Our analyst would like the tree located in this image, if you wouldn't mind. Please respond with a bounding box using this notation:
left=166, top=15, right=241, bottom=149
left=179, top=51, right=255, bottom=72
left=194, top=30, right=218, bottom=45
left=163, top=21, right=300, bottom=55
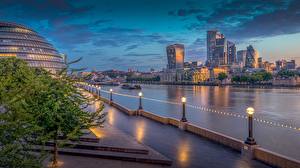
left=262, top=72, right=273, bottom=81
left=277, top=69, right=297, bottom=78
left=28, top=65, right=105, bottom=167
left=0, top=58, right=105, bottom=167
left=217, top=72, right=227, bottom=83
left=0, top=58, right=46, bottom=167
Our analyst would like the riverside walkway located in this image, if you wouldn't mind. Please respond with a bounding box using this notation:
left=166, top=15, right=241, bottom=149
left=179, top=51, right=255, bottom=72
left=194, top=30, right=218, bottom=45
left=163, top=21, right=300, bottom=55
left=78, top=83, right=300, bottom=168
left=104, top=105, right=271, bottom=168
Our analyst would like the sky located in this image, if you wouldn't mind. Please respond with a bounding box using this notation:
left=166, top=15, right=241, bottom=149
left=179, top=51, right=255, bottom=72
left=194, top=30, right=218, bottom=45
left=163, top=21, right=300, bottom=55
left=1, top=0, right=300, bottom=71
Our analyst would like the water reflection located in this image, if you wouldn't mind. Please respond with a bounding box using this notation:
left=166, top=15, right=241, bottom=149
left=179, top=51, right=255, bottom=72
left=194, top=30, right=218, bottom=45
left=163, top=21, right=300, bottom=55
left=107, top=108, right=115, bottom=125
left=135, top=120, right=146, bottom=142
left=177, top=138, right=190, bottom=166
left=167, top=85, right=184, bottom=101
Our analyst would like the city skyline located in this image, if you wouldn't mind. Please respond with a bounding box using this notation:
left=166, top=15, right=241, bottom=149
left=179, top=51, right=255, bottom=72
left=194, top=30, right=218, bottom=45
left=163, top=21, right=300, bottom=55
left=1, top=0, right=300, bottom=70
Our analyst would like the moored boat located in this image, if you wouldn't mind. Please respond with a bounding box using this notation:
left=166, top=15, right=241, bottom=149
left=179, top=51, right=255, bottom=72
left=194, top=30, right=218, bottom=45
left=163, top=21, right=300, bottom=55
left=121, top=84, right=141, bottom=90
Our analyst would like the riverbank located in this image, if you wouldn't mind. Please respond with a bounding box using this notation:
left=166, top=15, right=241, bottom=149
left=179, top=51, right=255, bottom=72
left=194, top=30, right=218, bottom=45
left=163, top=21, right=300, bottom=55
left=92, top=91, right=300, bottom=168
left=78, top=82, right=300, bottom=161
left=126, top=81, right=300, bottom=89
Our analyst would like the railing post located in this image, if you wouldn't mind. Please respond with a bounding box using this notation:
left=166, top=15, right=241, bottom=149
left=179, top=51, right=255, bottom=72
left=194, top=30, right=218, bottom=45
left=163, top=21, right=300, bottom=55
left=137, top=92, right=143, bottom=115
left=181, top=97, right=187, bottom=122
left=245, top=107, right=256, bottom=145
left=242, top=107, right=258, bottom=159
left=109, top=89, right=113, bottom=105
left=98, top=86, right=101, bottom=97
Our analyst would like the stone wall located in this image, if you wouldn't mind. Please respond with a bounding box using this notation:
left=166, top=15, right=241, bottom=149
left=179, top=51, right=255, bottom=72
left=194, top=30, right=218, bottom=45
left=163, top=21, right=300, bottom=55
left=254, top=147, right=300, bottom=168
left=168, top=118, right=180, bottom=127
left=185, top=123, right=243, bottom=151
left=141, top=111, right=169, bottom=124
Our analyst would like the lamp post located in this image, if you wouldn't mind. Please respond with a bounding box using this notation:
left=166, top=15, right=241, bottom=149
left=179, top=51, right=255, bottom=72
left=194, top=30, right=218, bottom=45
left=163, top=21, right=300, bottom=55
left=109, top=89, right=113, bottom=102
left=98, top=86, right=101, bottom=97
left=138, top=92, right=143, bottom=110
left=181, top=97, right=187, bottom=122
left=245, top=107, right=256, bottom=145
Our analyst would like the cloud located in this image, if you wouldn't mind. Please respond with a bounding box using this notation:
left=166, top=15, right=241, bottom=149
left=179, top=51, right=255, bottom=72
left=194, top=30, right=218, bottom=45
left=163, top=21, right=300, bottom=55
left=169, top=8, right=203, bottom=17
left=91, top=27, right=177, bottom=48
left=93, top=39, right=121, bottom=47
left=123, top=53, right=161, bottom=57
left=125, top=44, right=139, bottom=51
left=229, top=0, right=300, bottom=39
left=0, top=0, right=93, bottom=25
left=94, top=19, right=112, bottom=26
left=49, top=24, right=94, bottom=46
left=206, top=0, right=286, bottom=24
left=186, top=0, right=300, bottom=41
left=100, top=27, right=143, bottom=34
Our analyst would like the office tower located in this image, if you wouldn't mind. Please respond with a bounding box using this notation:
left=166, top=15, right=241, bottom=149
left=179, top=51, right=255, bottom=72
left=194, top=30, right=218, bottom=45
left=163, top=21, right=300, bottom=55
left=0, top=22, right=65, bottom=73
left=207, top=30, right=228, bottom=67
left=237, top=50, right=247, bottom=67
left=214, top=37, right=227, bottom=65
left=286, top=60, right=296, bottom=70
left=258, top=57, right=263, bottom=68
left=206, top=30, right=224, bottom=67
left=245, top=45, right=259, bottom=68
left=227, top=41, right=236, bottom=65
left=276, top=59, right=287, bottom=70
left=166, top=44, right=184, bottom=69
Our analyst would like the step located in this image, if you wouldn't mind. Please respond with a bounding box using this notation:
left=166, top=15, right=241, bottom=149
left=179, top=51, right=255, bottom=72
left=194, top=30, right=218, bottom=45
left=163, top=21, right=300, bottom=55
left=35, top=146, right=172, bottom=165
left=45, top=141, right=149, bottom=154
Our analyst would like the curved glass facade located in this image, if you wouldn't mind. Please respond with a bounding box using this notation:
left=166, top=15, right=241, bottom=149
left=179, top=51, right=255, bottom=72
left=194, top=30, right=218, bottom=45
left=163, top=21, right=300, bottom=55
left=0, top=22, right=65, bottom=73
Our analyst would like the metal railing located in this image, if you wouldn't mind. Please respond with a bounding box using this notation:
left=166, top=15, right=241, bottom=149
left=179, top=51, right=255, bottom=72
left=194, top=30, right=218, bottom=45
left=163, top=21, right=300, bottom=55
left=76, top=82, right=300, bottom=133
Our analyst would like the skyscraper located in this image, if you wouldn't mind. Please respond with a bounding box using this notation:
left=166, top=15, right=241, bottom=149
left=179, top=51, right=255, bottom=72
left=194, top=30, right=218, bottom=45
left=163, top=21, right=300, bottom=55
left=214, top=37, right=227, bottom=65
left=227, top=41, right=236, bottom=65
left=237, top=50, right=247, bottom=67
left=245, top=45, right=259, bottom=68
left=258, top=57, right=263, bottom=68
left=206, top=30, right=229, bottom=67
left=286, top=60, right=296, bottom=70
left=166, top=44, right=184, bottom=69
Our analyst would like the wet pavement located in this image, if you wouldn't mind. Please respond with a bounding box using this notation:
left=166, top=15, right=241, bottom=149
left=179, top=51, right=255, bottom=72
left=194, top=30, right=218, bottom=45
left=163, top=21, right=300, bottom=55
left=104, top=105, right=272, bottom=168
left=44, top=155, right=168, bottom=168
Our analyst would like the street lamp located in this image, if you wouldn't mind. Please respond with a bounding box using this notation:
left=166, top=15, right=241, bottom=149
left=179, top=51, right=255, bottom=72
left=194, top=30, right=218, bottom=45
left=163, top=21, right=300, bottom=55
left=245, top=107, right=256, bottom=145
left=109, top=89, right=113, bottom=102
left=98, top=86, right=101, bottom=97
left=138, top=92, right=143, bottom=110
left=181, top=97, right=187, bottom=122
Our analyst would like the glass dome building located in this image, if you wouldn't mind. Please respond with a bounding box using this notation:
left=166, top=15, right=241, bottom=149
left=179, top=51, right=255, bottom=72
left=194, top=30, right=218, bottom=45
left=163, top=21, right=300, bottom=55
left=0, top=22, right=65, bottom=73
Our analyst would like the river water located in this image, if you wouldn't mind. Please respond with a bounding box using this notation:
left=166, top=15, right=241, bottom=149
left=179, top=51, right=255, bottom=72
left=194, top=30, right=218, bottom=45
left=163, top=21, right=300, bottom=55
left=99, top=84, right=300, bottom=160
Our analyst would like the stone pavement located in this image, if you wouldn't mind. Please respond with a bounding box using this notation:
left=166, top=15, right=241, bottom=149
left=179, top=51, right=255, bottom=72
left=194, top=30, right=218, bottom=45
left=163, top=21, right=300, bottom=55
left=104, top=105, right=272, bottom=168
left=42, top=122, right=171, bottom=167
left=44, top=155, right=169, bottom=168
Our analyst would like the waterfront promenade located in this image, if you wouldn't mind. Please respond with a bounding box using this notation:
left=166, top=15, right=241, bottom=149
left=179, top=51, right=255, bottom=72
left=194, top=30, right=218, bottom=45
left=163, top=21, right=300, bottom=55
left=99, top=84, right=300, bottom=160
left=78, top=83, right=300, bottom=168
left=103, top=105, right=270, bottom=168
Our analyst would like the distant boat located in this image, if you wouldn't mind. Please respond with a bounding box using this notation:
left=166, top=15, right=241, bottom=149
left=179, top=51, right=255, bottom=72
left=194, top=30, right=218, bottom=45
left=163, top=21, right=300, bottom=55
left=121, top=84, right=141, bottom=90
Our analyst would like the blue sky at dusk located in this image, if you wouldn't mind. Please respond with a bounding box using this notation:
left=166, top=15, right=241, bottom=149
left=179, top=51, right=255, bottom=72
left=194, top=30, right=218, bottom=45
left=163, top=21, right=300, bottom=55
left=1, top=0, right=300, bottom=71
